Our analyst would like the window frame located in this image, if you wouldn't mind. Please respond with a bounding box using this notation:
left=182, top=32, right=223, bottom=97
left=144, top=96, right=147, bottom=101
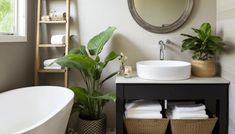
left=0, top=0, right=27, bottom=43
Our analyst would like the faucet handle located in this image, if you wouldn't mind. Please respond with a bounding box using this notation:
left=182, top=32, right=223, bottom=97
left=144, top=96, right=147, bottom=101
left=159, top=40, right=164, bottom=46
left=159, top=40, right=166, bottom=50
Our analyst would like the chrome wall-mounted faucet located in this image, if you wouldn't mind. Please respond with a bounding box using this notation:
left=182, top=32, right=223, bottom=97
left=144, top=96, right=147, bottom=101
left=159, top=40, right=166, bottom=60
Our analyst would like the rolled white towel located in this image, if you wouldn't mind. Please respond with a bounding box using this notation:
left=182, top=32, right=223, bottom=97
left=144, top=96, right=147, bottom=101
left=51, top=35, right=66, bottom=44
left=44, top=66, right=62, bottom=70
left=125, top=112, right=162, bottom=119
left=173, top=104, right=206, bottom=113
left=43, top=58, right=60, bottom=67
left=125, top=100, right=162, bottom=111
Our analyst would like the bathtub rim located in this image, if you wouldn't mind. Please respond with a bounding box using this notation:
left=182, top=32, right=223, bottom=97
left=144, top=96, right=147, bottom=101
left=0, top=86, right=74, bottom=134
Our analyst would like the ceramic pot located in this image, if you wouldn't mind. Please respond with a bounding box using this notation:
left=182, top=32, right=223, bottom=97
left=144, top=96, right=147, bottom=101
left=78, top=114, right=106, bottom=134
left=191, top=59, right=216, bottom=77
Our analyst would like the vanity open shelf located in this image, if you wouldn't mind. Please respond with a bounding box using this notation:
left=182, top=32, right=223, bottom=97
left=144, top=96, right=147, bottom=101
left=116, top=75, right=229, bottom=134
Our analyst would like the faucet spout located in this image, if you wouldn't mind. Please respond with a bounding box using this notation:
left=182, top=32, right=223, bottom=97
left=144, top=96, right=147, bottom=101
left=159, top=40, right=166, bottom=60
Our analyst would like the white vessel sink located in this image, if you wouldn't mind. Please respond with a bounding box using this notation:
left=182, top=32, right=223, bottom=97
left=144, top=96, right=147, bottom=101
left=136, top=60, right=191, bottom=80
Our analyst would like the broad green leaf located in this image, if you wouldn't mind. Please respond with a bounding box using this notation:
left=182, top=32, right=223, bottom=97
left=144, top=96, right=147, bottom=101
left=104, top=51, right=119, bottom=67
left=192, top=28, right=207, bottom=40
left=209, top=36, right=223, bottom=44
left=181, top=39, right=197, bottom=52
left=200, top=23, right=211, bottom=36
left=65, top=54, right=95, bottom=70
left=92, top=90, right=116, bottom=102
left=181, top=33, right=197, bottom=39
left=55, top=54, right=96, bottom=76
left=100, top=71, right=118, bottom=86
left=70, top=86, right=89, bottom=106
left=55, top=56, right=83, bottom=70
left=87, top=27, right=116, bottom=56
left=69, top=45, right=88, bottom=56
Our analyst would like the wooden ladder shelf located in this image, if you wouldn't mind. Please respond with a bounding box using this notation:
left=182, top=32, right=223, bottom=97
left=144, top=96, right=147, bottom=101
left=34, top=0, right=70, bottom=87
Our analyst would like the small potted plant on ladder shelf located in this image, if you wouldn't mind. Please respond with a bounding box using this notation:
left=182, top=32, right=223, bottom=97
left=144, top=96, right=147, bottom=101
left=55, top=27, right=119, bottom=134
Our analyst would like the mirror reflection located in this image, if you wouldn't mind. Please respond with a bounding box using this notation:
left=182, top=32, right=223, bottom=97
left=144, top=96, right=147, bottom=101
left=134, top=0, right=187, bottom=27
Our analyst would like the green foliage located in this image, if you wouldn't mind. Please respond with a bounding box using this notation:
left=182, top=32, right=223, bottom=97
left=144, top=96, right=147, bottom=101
left=181, top=23, right=224, bottom=60
left=0, top=0, right=13, bottom=33
left=55, top=27, right=119, bottom=120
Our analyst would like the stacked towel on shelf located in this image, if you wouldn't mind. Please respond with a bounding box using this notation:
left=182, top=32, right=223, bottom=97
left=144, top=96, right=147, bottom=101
left=125, top=100, right=162, bottom=119
left=43, top=58, right=62, bottom=70
left=51, top=35, right=66, bottom=44
left=169, top=103, right=208, bottom=119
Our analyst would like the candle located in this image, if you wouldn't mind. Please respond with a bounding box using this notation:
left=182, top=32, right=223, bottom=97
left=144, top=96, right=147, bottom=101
left=124, top=66, right=133, bottom=78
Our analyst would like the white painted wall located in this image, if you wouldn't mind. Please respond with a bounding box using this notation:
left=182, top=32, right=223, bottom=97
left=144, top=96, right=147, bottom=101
left=45, top=0, right=216, bottom=129
left=217, top=0, right=235, bottom=133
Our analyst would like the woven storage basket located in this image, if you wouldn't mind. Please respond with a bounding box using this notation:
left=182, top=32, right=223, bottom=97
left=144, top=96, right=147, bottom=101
left=124, top=118, right=169, bottom=134
left=170, top=116, right=218, bottom=134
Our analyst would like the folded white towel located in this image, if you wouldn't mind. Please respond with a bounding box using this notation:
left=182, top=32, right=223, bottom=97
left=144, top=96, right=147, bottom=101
left=173, top=104, right=206, bottom=113
left=51, top=35, right=66, bottom=44
left=125, top=100, right=162, bottom=111
left=125, top=110, right=161, bottom=115
left=44, top=66, right=62, bottom=70
left=172, top=110, right=206, bottom=115
left=43, top=58, right=60, bottom=67
left=125, top=113, right=162, bottom=119
left=170, top=113, right=208, bottom=119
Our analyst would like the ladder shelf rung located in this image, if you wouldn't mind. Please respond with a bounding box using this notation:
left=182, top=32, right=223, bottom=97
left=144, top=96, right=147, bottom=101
left=39, top=44, right=66, bottom=48
left=39, top=20, right=67, bottom=24
left=38, top=69, right=66, bottom=73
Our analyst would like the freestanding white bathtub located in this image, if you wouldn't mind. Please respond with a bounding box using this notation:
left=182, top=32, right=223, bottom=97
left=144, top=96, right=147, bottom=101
left=0, top=86, right=74, bottom=134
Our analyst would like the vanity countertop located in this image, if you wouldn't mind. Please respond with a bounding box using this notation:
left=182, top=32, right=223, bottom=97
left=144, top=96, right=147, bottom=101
left=116, top=74, right=230, bottom=84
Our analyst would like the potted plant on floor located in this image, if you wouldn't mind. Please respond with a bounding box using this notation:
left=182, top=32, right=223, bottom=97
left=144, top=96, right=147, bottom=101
left=181, top=23, right=224, bottom=77
left=55, top=27, right=119, bottom=134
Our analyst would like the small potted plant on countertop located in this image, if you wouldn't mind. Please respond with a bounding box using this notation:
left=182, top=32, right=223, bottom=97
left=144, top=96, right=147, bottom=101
left=55, top=27, right=119, bottom=134
left=181, top=23, right=224, bottom=77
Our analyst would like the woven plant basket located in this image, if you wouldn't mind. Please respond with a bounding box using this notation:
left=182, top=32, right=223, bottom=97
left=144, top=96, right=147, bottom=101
left=78, top=114, right=106, bottom=134
left=170, top=116, right=218, bottom=134
left=191, top=59, right=216, bottom=77
left=125, top=118, right=169, bottom=134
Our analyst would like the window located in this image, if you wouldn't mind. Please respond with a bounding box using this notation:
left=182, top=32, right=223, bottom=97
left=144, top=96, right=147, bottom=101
left=0, top=0, right=27, bottom=42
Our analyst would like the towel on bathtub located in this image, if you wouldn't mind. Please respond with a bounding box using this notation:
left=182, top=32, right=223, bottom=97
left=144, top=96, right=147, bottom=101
left=51, top=34, right=66, bottom=44
left=125, top=100, right=162, bottom=111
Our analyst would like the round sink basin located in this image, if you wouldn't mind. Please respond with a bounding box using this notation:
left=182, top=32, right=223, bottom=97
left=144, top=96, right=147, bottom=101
left=136, top=60, right=191, bottom=80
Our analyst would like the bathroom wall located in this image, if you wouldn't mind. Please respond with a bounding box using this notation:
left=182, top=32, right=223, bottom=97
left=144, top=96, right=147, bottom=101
left=46, top=0, right=216, bottom=129
left=217, top=0, right=235, bottom=133
left=0, top=0, right=36, bottom=92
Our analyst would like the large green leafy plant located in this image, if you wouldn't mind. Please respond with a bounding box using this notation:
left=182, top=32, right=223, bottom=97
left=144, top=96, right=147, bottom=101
left=181, top=23, right=223, bottom=60
left=55, top=27, right=119, bottom=120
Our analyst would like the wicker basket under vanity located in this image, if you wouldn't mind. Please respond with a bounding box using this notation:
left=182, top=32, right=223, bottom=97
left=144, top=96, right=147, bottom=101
left=170, top=115, right=218, bottom=134
left=124, top=118, right=169, bottom=134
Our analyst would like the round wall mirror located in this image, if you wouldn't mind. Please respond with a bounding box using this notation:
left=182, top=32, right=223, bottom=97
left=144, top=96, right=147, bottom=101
left=128, top=0, right=194, bottom=33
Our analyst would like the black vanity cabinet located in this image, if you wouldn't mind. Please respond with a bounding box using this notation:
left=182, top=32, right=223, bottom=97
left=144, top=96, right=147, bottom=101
left=116, top=76, right=230, bottom=134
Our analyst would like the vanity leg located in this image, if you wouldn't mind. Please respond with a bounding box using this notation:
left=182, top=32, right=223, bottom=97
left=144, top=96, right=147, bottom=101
left=217, top=98, right=228, bottom=134
left=116, top=98, right=124, bottom=134
left=116, top=84, right=125, bottom=134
